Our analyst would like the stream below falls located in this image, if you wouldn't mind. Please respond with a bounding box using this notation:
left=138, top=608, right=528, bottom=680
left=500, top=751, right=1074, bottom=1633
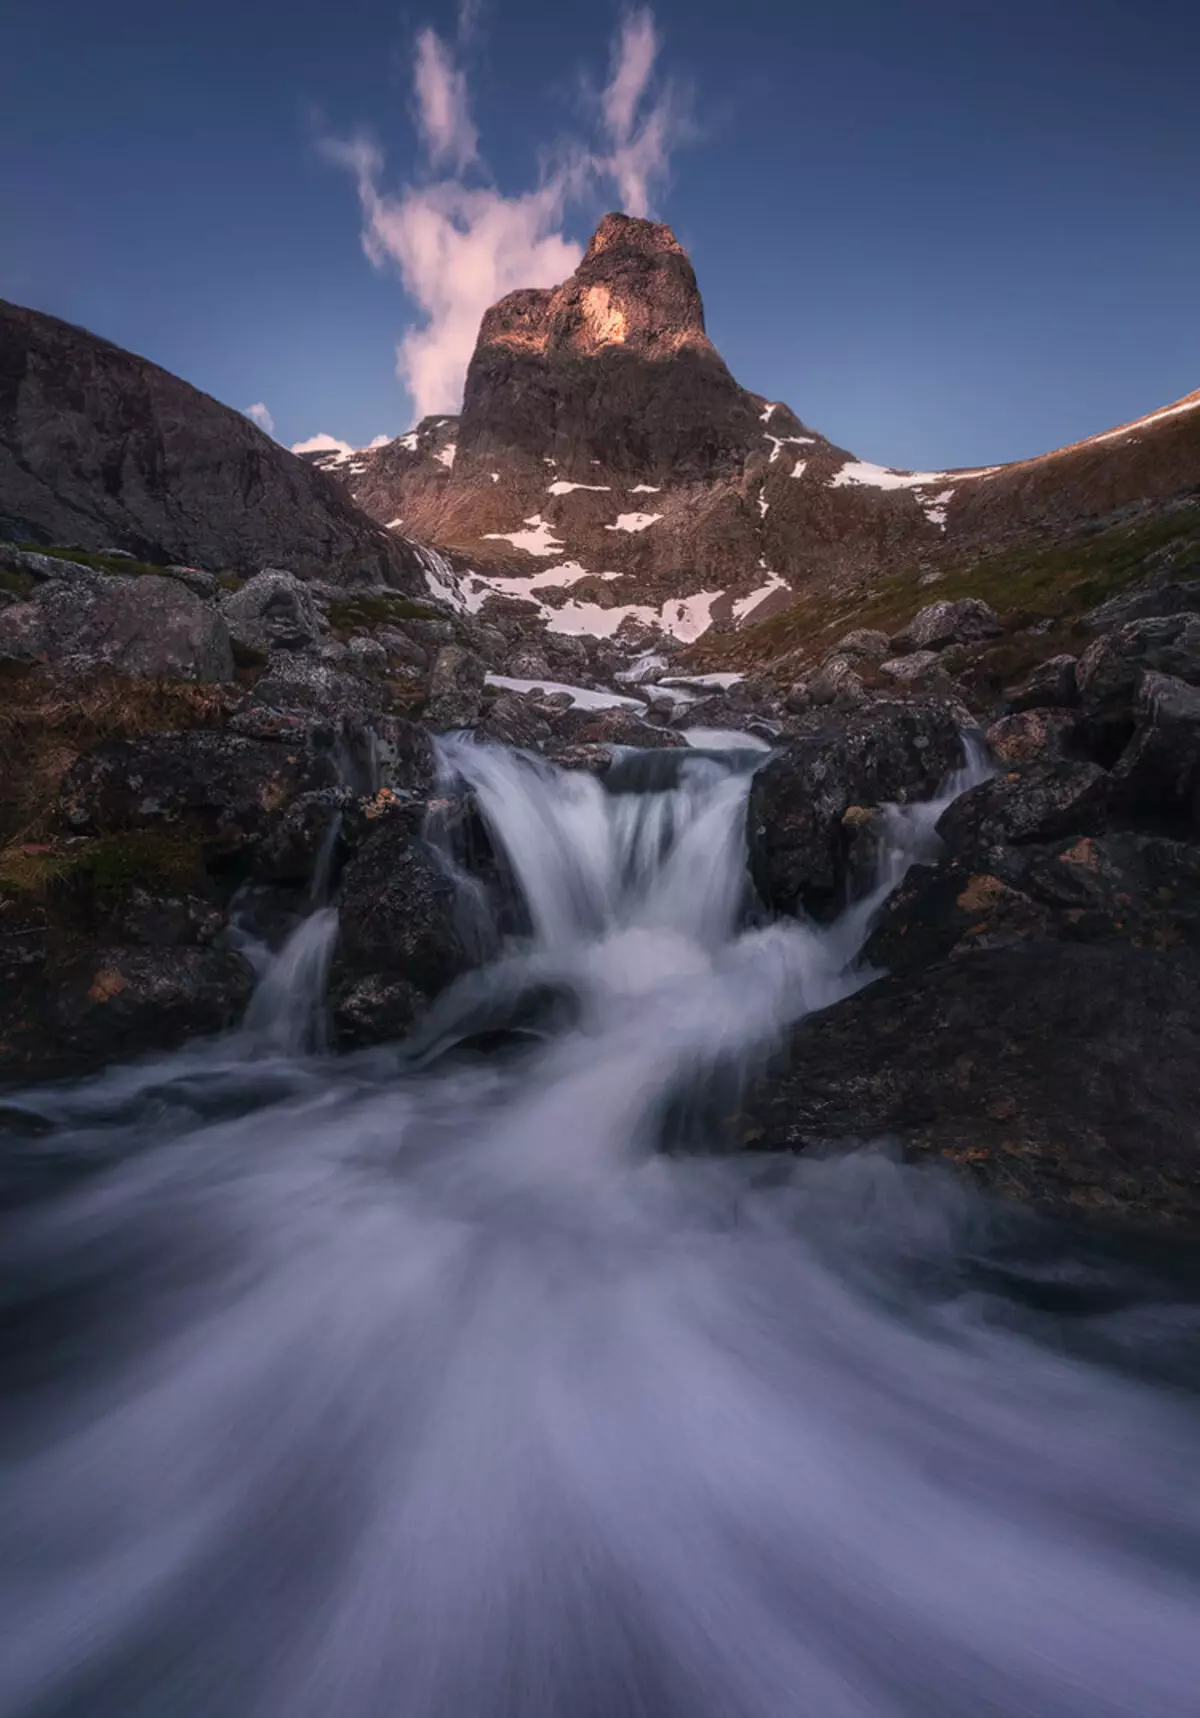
left=2, top=735, right=1199, bottom=1717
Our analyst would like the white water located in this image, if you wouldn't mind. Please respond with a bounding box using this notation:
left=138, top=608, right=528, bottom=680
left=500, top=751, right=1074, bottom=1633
left=2, top=738, right=1198, bottom=1718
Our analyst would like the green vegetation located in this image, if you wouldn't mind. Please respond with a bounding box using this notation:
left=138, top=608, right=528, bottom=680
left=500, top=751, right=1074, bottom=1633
left=15, top=542, right=167, bottom=578
left=0, top=830, right=204, bottom=900
left=693, top=504, right=1200, bottom=692
left=325, top=592, right=441, bottom=639
left=0, top=563, right=35, bottom=601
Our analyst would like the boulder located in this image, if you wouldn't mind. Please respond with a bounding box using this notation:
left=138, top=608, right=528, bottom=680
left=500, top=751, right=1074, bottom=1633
left=1003, top=654, right=1078, bottom=712
left=936, top=760, right=1111, bottom=857
left=1111, top=671, right=1200, bottom=832
left=375, top=627, right=429, bottom=670
left=892, top=598, right=1001, bottom=652
left=830, top=628, right=891, bottom=661
left=60, top=731, right=340, bottom=860
left=346, top=634, right=388, bottom=674
left=504, top=646, right=554, bottom=683
left=1075, top=612, right=1200, bottom=758
left=50, top=946, right=255, bottom=1062
left=984, top=709, right=1078, bottom=764
left=219, top=568, right=324, bottom=655
left=330, top=816, right=469, bottom=1045
left=476, top=693, right=554, bottom=749
left=1081, top=574, right=1200, bottom=635
left=0, top=573, right=233, bottom=681
left=742, top=942, right=1200, bottom=1228
left=878, top=650, right=949, bottom=688
left=425, top=646, right=486, bottom=729
left=806, top=656, right=866, bottom=706
left=864, top=832, right=1200, bottom=976
left=748, top=699, right=966, bottom=919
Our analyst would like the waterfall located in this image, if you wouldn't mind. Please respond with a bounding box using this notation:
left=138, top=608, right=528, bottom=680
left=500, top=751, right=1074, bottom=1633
left=1, top=735, right=1197, bottom=1718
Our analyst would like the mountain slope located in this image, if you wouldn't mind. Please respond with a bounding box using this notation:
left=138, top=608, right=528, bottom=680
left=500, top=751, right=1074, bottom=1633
left=307, top=214, right=1199, bottom=642
left=0, top=300, right=424, bottom=587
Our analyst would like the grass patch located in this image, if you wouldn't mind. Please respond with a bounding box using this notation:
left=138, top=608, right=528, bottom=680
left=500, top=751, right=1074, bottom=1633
left=0, top=831, right=204, bottom=901
left=690, top=503, right=1200, bottom=685
left=14, top=542, right=167, bottom=578
left=325, top=593, right=441, bottom=639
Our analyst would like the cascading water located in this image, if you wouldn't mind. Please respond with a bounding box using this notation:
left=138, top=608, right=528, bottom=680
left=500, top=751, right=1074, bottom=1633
left=2, top=736, right=1198, bottom=1718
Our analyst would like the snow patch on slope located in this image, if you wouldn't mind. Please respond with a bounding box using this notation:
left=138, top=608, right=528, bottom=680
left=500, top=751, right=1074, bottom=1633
left=485, top=675, right=642, bottom=711
left=482, top=516, right=565, bottom=556
left=547, top=480, right=612, bottom=495
left=605, top=512, right=662, bottom=533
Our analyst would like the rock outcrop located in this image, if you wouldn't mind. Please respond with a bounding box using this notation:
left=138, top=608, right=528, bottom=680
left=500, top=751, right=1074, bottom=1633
left=0, top=299, right=424, bottom=586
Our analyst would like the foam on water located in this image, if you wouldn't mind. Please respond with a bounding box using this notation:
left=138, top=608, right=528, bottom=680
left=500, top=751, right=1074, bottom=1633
left=2, top=734, right=1198, bottom=1717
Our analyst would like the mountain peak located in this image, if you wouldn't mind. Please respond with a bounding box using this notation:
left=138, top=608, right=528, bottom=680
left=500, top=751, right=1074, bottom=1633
left=583, top=212, right=688, bottom=263
left=476, top=211, right=710, bottom=365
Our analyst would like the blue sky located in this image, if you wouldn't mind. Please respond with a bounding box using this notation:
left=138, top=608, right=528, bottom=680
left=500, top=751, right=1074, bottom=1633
left=2, top=0, right=1197, bottom=469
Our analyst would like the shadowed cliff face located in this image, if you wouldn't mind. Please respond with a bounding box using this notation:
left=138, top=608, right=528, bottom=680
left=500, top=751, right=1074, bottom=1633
left=0, top=300, right=424, bottom=587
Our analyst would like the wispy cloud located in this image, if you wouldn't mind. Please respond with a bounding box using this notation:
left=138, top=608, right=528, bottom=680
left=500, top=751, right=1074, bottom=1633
left=600, top=9, right=685, bottom=220
left=321, top=8, right=689, bottom=424
left=244, top=401, right=275, bottom=437
left=412, top=27, right=478, bottom=172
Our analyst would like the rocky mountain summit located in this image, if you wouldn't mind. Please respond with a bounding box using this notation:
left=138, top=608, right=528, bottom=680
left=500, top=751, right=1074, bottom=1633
left=304, top=213, right=1200, bottom=655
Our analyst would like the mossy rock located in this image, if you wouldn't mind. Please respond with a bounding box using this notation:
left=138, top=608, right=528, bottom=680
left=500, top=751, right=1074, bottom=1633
left=325, top=593, right=441, bottom=640
left=0, top=831, right=206, bottom=902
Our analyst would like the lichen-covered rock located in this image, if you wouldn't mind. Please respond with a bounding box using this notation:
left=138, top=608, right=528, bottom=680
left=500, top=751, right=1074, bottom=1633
left=504, top=646, right=553, bottom=683
left=476, top=692, right=554, bottom=749
left=1081, top=575, right=1200, bottom=635
left=220, top=568, right=324, bottom=654
left=50, top=946, right=255, bottom=1062
left=985, top=708, right=1078, bottom=764
left=878, top=650, right=949, bottom=688
left=0, top=573, right=233, bottom=681
left=806, top=656, right=866, bottom=706
left=425, top=646, right=486, bottom=729
left=60, top=730, right=339, bottom=857
left=830, top=628, right=891, bottom=661
left=749, top=700, right=966, bottom=919
left=892, top=598, right=1001, bottom=652
left=936, top=760, right=1111, bottom=857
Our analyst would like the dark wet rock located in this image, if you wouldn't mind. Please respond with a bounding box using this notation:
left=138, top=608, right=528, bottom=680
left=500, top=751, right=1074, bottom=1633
left=985, top=709, right=1079, bottom=764
left=865, top=832, right=1200, bottom=977
left=403, top=617, right=458, bottom=652
left=1111, top=671, right=1200, bottom=832
left=60, top=731, right=339, bottom=860
left=0, top=572, right=233, bottom=681
left=425, top=646, right=486, bottom=729
left=749, top=700, right=966, bottom=919
left=1075, top=612, right=1200, bottom=758
left=330, top=815, right=468, bottom=1046
left=1003, top=654, right=1079, bottom=712
left=743, top=942, right=1200, bottom=1228
left=331, top=973, right=426, bottom=1046
left=892, top=598, right=1001, bottom=652
left=49, top=945, right=255, bottom=1062
left=253, top=787, right=356, bottom=884
left=105, top=887, right=226, bottom=948
left=220, top=568, right=324, bottom=655
left=246, top=653, right=387, bottom=728
left=936, top=760, right=1111, bottom=857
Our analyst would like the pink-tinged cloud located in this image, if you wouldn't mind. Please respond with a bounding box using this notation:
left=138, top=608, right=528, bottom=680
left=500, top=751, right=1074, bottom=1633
left=324, top=10, right=690, bottom=421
